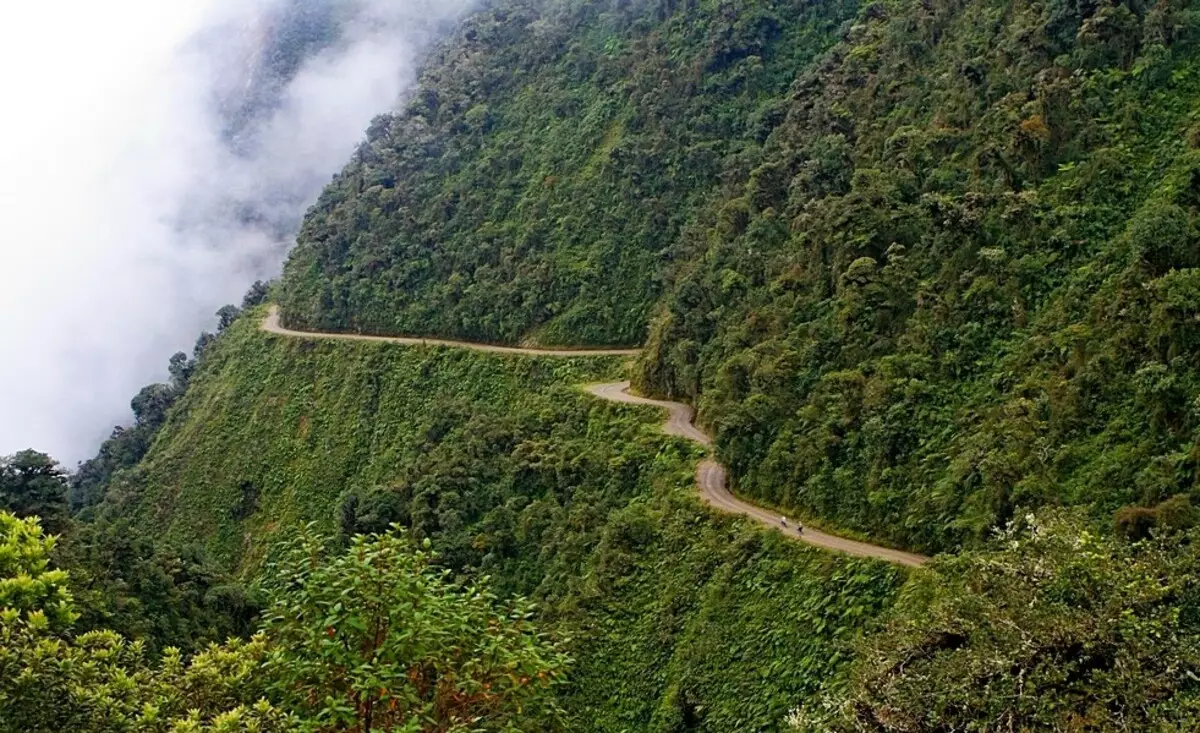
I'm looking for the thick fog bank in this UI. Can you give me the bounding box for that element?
[0,0,473,463]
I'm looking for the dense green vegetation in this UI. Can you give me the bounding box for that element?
[561,500,900,731]
[90,312,903,730]
[101,310,640,570]
[1,513,566,732]
[279,0,859,345]
[278,0,1200,555]
[3,449,257,656]
[638,0,1200,554]
[36,0,1200,727]
[793,511,1200,730]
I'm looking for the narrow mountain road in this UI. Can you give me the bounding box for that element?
[261,307,928,567]
[262,306,641,357]
[586,382,928,567]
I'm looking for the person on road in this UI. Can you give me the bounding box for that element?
[780,516,788,528]
[796,522,803,536]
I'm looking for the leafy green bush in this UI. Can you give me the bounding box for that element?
[259,526,569,731]
[0,512,289,733]
[1115,493,1199,540]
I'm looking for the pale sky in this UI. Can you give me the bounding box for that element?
[0,0,473,464]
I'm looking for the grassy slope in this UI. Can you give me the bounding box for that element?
[107,310,633,567]
[104,311,902,731]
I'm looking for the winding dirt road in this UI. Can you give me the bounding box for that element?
[263,306,641,357]
[586,382,928,567]
[261,307,927,567]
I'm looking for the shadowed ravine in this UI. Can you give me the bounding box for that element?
[262,306,928,567]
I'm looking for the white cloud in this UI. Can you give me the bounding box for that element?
[0,0,474,463]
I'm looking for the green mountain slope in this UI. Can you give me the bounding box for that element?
[56,0,1200,727]
[100,312,902,730]
[103,312,636,570]
[277,0,1200,552]
[279,0,859,345]
[638,0,1200,552]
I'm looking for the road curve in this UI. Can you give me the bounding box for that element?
[262,305,642,357]
[259,306,926,567]
[585,382,929,568]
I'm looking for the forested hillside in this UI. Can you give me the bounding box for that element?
[638,0,1200,553]
[278,0,1200,554]
[13,0,1200,729]
[279,0,859,345]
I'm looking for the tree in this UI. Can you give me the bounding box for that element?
[338,485,408,540]
[194,331,216,359]
[241,281,270,310]
[132,383,177,429]
[216,305,242,333]
[58,519,263,655]
[792,511,1200,731]
[0,451,68,533]
[259,526,570,732]
[168,351,195,391]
